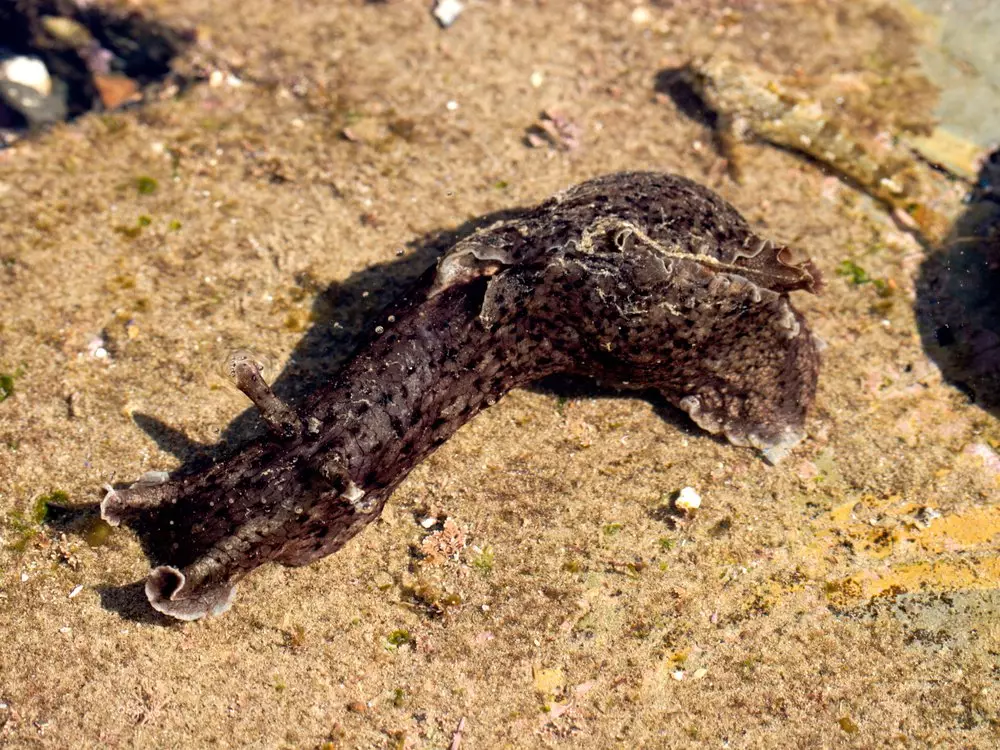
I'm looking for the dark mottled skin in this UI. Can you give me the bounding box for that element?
[102,172,822,620]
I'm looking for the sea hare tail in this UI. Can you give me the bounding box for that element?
[145,565,237,621]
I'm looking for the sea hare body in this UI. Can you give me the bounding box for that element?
[102,172,822,620]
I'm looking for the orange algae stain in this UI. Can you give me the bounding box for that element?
[800,493,1000,605]
[910,506,1000,552]
[843,556,1000,600]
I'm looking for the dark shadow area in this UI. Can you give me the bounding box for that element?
[653,66,718,129]
[95,581,179,626]
[916,147,1000,415]
[0,0,194,134]
[531,373,713,442]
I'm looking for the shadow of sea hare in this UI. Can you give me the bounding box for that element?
[101,172,823,621]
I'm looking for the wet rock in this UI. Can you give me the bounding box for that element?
[0,78,66,128]
[40,15,95,49]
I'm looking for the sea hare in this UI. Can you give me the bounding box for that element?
[102,171,822,620]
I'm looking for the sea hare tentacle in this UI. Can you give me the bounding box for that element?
[104,172,822,620]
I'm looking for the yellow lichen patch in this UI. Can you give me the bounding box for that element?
[532,666,565,699]
[839,556,1000,600]
[908,506,1000,553]
[800,493,1000,605]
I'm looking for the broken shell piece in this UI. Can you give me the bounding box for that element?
[0,55,52,96]
[93,73,141,110]
[433,0,464,28]
[674,486,702,511]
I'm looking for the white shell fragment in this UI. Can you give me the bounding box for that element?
[0,55,52,96]
[675,486,702,511]
[433,0,465,28]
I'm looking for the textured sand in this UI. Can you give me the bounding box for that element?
[0,1,997,747]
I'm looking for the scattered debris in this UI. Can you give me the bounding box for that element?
[904,128,984,182]
[433,0,465,28]
[526,109,582,151]
[678,55,962,243]
[449,717,466,750]
[912,506,941,529]
[92,73,140,110]
[68,584,83,599]
[86,334,109,360]
[838,716,860,734]
[0,1,196,143]
[419,518,466,564]
[674,486,702,511]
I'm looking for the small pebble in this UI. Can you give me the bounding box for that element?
[20,572,28,582]
[69,584,83,599]
[93,73,140,110]
[674,486,702,511]
[692,667,708,680]
[0,79,66,127]
[630,7,651,25]
[445,100,459,111]
[671,669,685,681]
[420,516,438,529]
[433,0,465,28]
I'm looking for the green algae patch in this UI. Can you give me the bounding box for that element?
[135,176,159,195]
[471,545,494,574]
[386,629,413,648]
[3,491,64,552]
[83,518,113,547]
[33,490,67,524]
[0,373,14,403]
